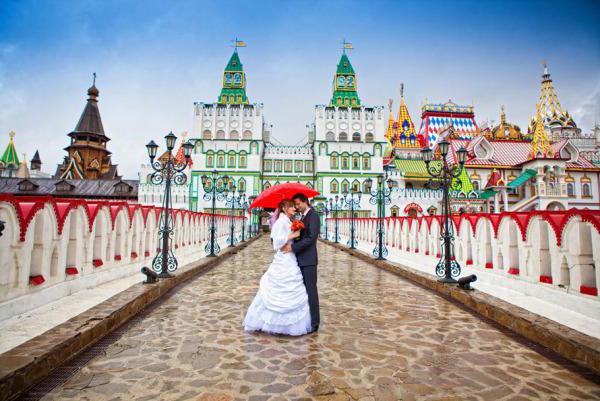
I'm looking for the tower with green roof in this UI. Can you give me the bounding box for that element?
[218,50,249,105]
[0,131,20,177]
[330,53,361,108]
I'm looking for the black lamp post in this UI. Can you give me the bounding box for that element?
[145,132,193,278]
[323,204,330,240]
[367,171,393,260]
[225,186,246,247]
[421,140,468,283]
[341,190,361,249]
[329,196,343,243]
[240,197,249,242]
[201,170,229,257]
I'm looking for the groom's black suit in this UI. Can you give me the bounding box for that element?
[292,207,320,330]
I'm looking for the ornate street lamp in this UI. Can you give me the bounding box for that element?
[421,142,468,283]
[341,189,361,249]
[329,196,343,243]
[224,185,246,247]
[201,170,229,257]
[367,170,393,260]
[145,132,193,278]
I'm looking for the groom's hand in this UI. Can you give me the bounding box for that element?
[281,244,292,253]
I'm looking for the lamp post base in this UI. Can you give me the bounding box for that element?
[157,272,174,279]
[438,277,458,284]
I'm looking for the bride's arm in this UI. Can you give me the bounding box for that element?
[271,219,291,251]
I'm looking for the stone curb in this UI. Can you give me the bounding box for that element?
[321,239,600,376]
[0,235,262,401]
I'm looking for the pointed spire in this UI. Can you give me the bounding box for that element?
[30,150,42,171]
[395,85,418,148]
[1,131,20,168]
[529,104,554,159]
[74,76,105,136]
[218,48,249,105]
[330,51,360,107]
[385,99,395,145]
[537,61,576,128]
[17,153,30,178]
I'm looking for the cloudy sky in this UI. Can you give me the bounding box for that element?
[0,0,599,178]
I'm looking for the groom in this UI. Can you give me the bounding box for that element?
[281,193,320,332]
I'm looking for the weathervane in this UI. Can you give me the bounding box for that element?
[341,39,353,54]
[231,37,247,50]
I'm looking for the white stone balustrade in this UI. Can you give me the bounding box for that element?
[0,194,247,320]
[326,210,600,333]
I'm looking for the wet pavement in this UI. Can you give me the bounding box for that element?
[36,237,600,400]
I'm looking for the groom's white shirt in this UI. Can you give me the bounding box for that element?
[301,207,311,220]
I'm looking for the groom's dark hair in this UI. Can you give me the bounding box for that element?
[292,193,310,205]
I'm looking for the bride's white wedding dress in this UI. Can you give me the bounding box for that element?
[243,214,312,336]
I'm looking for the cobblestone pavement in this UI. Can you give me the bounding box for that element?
[39,237,600,401]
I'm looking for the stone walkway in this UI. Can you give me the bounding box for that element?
[34,237,600,401]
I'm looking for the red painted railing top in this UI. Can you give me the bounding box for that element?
[328,209,600,246]
[0,194,243,242]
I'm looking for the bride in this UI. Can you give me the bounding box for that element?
[243,199,312,336]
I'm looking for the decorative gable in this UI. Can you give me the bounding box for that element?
[17,178,38,192]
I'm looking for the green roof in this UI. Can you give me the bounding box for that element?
[336,54,355,74]
[218,50,249,105]
[479,188,497,200]
[1,133,19,167]
[224,50,243,72]
[393,159,473,193]
[507,168,536,188]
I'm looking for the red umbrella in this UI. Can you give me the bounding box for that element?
[249,183,320,210]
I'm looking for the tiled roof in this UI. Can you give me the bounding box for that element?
[0,178,138,199]
[448,139,599,170]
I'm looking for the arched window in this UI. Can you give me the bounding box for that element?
[362,156,371,170]
[341,180,349,194]
[264,182,271,190]
[582,183,591,197]
[352,155,360,169]
[206,152,214,168]
[216,130,225,139]
[238,179,246,192]
[250,142,258,153]
[217,152,225,168]
[239,151,247,168]
[365,133,374,142]
[319,143,327,155]
[352,180,360,193]
[326,132,335,141]
[330,153,339,169]
[331,179,339,193]
[228,152,236,167]
[352,132,361,142]
[202,130,212,139]
[229,130,239,139]
[341,155,349,169]
[567,183,574,197]
[339,132,348,141]
[243,130,252,140]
